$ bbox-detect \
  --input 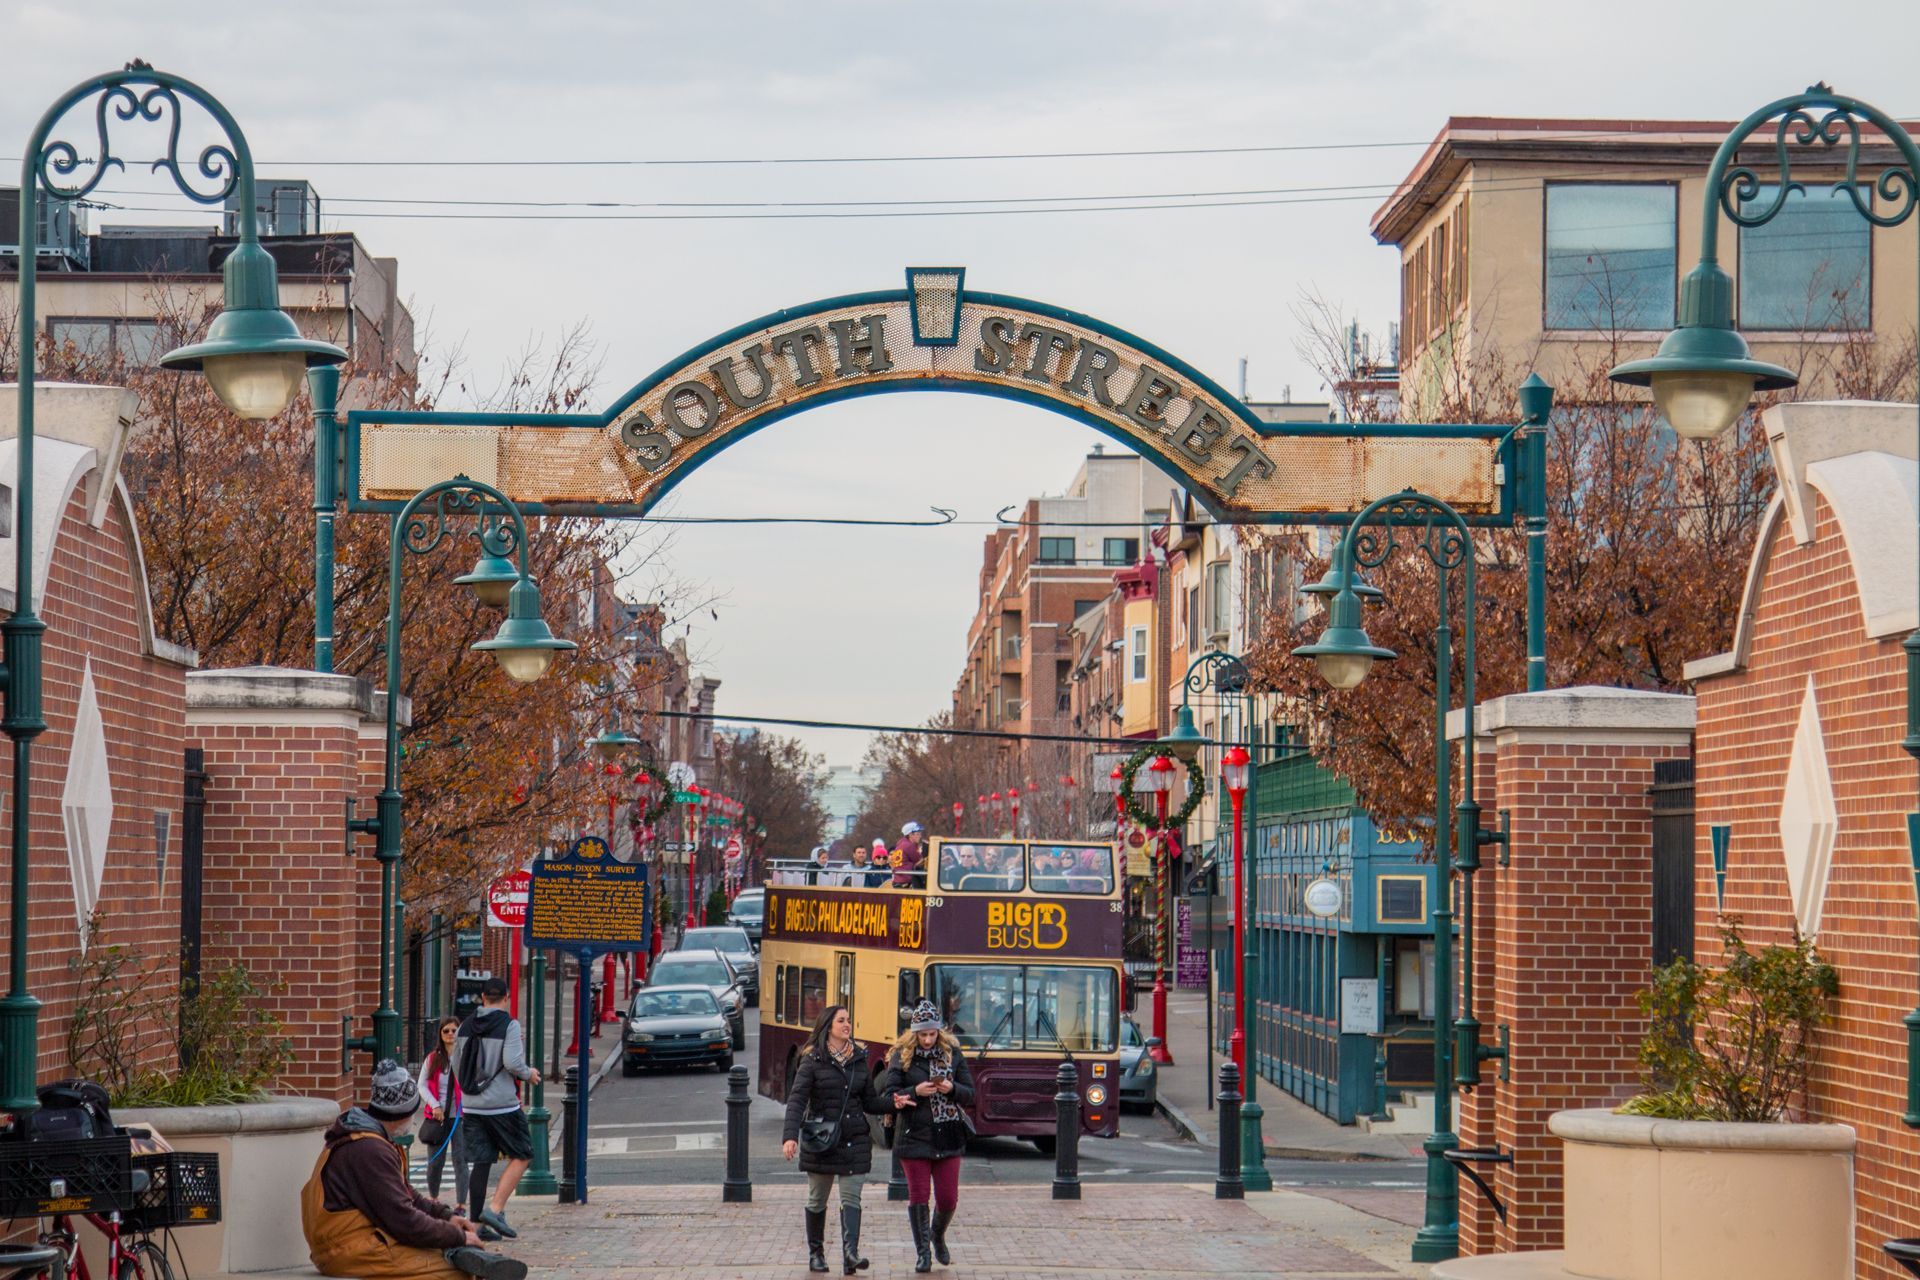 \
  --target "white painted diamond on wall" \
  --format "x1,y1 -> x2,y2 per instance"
62,659 -> 114,948
1778,676 -> 1838,937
